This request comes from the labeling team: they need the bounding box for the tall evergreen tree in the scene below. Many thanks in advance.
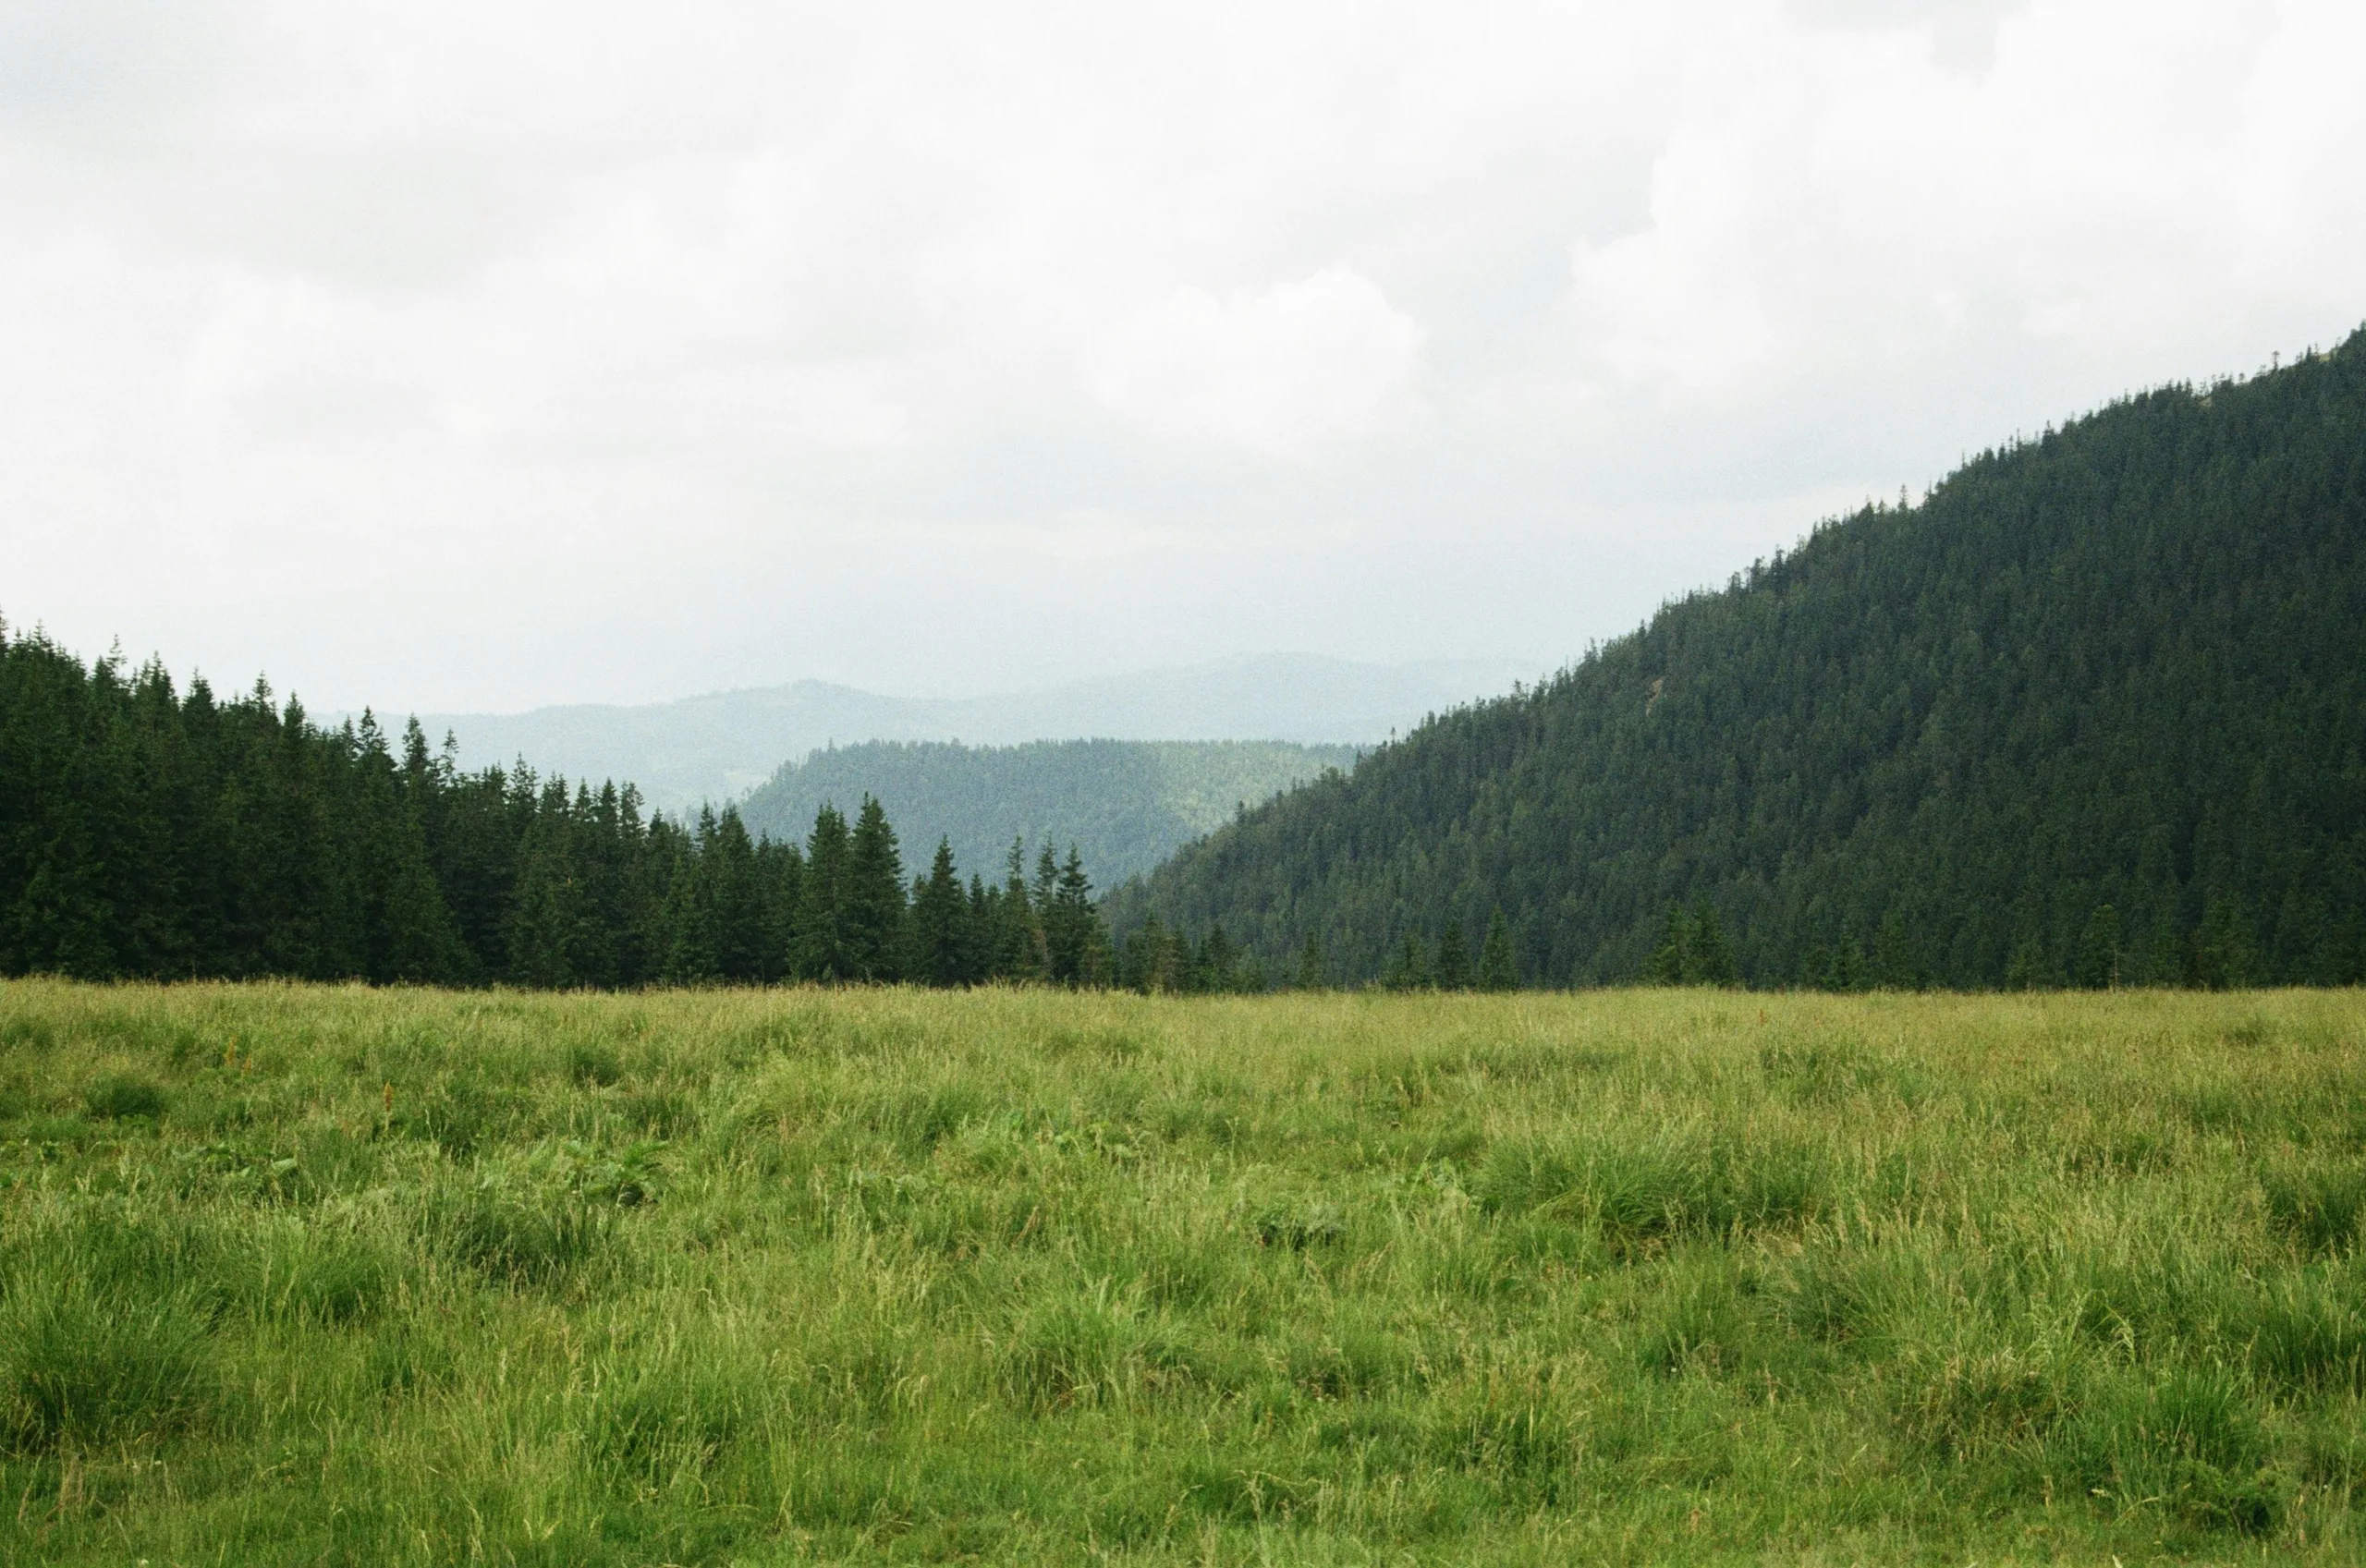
[1296,930,1324,991]
[795,804,851,981]
[912,838,970,988]
[843,796,907,983]
[1479,910,1517,991]
[1381,930,1428,991]
[1044,846,1104,987]
[2073,903,2122,990]
[702,808,770,982]
[1433,923,1475,991]
[999,838,1047,982]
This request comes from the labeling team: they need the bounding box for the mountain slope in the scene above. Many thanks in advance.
[739,739,1359,888]
[408,655,1518,812]
[1113,330,2366,989]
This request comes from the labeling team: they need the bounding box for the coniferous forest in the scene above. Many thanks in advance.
[12,330,2366,995]
[0,633,1125,990]
[1114,327,2366,990]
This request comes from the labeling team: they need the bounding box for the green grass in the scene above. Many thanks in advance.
[0,980,2361,1564]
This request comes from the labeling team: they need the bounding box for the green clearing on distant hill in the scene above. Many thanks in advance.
[2,980,2363,1564]
[738,738,1359,888]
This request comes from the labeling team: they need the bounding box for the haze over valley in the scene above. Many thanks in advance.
[398,653,1514,812]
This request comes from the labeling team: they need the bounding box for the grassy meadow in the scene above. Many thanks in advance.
[0,980,2362,1564]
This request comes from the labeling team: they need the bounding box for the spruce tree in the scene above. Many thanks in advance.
[1296,930,1324,990]
[2191,896,2255,990]
[1643,906,1695,985]
[1834,932,1869,992]
[1479,910,1516,991]
[1381,930,1428,991]
[1433,923,1474,991]
[1044,846,1104,987]
[703,808,768,982]
[1690,902,1738,986]
[796,804,850,980]
[843,796,907,983]
[912,837,968,987]
[1195,925,1240,993]
[660,828,719,984]
[2073,903,2122,990]
[1000,838,1046,981]
[754,833,804,983]
[963,873,992,984]
[1118,916,1153,991]
[1867,909,1913,991]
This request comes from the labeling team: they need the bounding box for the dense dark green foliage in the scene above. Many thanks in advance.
[1116,330,2366,988]
[739,738,1359,888]
[0,633,1110,989]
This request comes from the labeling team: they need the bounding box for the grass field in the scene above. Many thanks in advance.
[1,980,2362,1564]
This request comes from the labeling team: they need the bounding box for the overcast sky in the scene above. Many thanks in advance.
[4,0,2360,714]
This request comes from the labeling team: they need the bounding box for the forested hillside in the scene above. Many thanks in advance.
[1115,329,2366,990]
[739,739,1358,887]
[410,655,1500,811]
[0,633,1112,989]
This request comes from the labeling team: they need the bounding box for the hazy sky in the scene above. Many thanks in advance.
[4,0,2360,713]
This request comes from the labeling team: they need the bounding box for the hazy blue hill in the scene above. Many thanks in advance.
[1114,329,2366,990]
[407,654,1519,812]
[739,739,1360,888]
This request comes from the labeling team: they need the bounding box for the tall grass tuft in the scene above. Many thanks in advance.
[0,1277,213,1453]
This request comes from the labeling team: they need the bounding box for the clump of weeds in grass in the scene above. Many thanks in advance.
[82,1071,167,1121]
[2263,1162,2366,1257]
[0,1275,214,1453]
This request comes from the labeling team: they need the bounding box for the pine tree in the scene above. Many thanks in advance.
[912,837,969,987]
[963,873,992,984]
[1123,914,1184,993]
[1690,902,1738,986]
[843,796,907,983]
[1867,910,1913,991]
[506,778,586,989]
[2073,903,2122,990]
[1381,930,1428,991]
[1642,906,1696,985]
[659,826,718,984]
[796,803,850,980]
[1433,923,1474,990]
[1195,925,1240,993]
[2191,896,2255,990]
[1479,910,1516,991]
[1834,932,1869,992]
[704,808,769,982]
[2004,932,2042,991]
[1044,846,1104,987]
[1296,930,1324,991]
[999,838,1046,982]
[753,833,803,983]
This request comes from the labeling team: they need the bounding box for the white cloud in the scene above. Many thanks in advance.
[0,0,2360,711]
[1079,267,1424,452]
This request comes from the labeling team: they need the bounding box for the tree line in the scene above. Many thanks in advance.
[1114,326,2366,990]
[0,625,1140,990]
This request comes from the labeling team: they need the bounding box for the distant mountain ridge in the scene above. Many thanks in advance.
[739,738,1361,889]
[1115,329,2366,989]
[404,654,1524,812]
